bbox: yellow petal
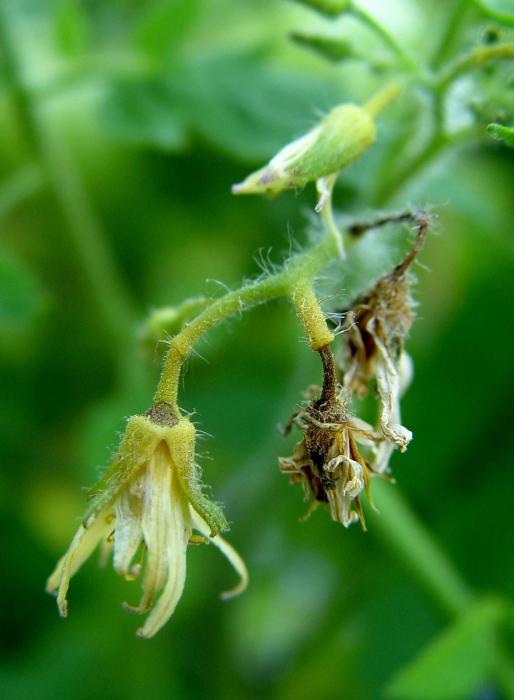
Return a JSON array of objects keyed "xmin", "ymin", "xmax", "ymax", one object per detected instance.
[
  {"xmin": 113, "ymin": 475, "xmax": 144, "ymax": 578},
  {"xmin": 46, "ymin": 508, "xmax": 113, "ymax": 616},
  {"xmin": 136, "ymin": 445, "xmax": 192, "ymax": 638},
  {"xmin": 191, "ymin": 510, "xmax": 248, "ymax": 600}
]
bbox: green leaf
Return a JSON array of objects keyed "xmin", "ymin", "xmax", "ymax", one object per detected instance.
[
  {"xmin": 289, "ymin": 0, "xmax": 350, "ymax": 16},
  {"xmin": 290, "ymin": 32, "xmax": 356, "ymax": 62},
  {"xmin": 101, "ymin": 51, "xmax": 337, "ymax": 160},
  {"xmin": 0, "ymin": 248, "xmax": 42, "ymax": 332},
  {"xmin": 487, "ymin": 122, "xmax": 514, "ymax": 147},
  {"xmin": 54, "ymin": 0, "xmax": 89, "ymax": 56},
  {"xmin": 168, "ymin": 52, "xmax": 338, "ymax": 161},
  {"xmin": 473, "ymin": 0, "xmax": 514, "ymax": 25},
  {"xmin": 101, "ymin": 81, "xmax": 188, "ymax": 151},
  {"xmin": 386, "ymin": 599, "xmax": 507, "ymax": 700},
  {"xmin": 134, "ymin": 0, "xmax": 201, "ymax": 59}
]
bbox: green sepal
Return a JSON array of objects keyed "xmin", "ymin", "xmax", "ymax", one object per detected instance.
[
  {"xmin": 84, "ymin": 415, "xmax": 161, "ymax": 522},
  {"xmin": 167, "ymin": 421, "xmax": 229, "ymax": 537}
]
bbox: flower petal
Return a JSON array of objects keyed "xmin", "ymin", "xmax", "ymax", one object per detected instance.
[
  {"xmin": 136, "ymin": 445, "xmax": 192, "ymax": 638},
  {"xmin": 127, "ymin": 443, "xmax": 177, "ymax": 613},
  {"xmin": 191, "ymin": 511, "xmax": 249, "ymax": 600},
  {"xmin": 113, "ymin": 475, "xmax": 144, "ymax": 579},
  {"xmin": 46, "ymin": 508, "xmax": 113, "ymax": 616}
]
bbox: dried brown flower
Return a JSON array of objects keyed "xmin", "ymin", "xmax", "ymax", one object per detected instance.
[
  {"xmin": 340, "ymin": 212, "xmax": 428, "ymax": 470},
  {"xmin": 279, "ymin": 346, "xmax": 382, "ymax": 528}
]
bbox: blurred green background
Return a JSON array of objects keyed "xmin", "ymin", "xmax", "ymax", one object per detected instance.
[{"xmin": 1, "ymin": 1, "xmax": 513, "ymax": 699}]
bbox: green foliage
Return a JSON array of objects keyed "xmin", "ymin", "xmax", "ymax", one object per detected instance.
[
  {"xmin": 290, "ymin": 0, "xmax": 350, "ymax": 17},
  {"xmin": 102, "ymin": 52, "xmax": 337, "ymax": 159},
  {"xmin": 0, "ymin": 0, "xmax": 513, "ymax": 698},
  {"xmin": 474, "ymin": 0, "xmax": 514, "ymax": 25},
  {"xmin": 0, "ymin": 247, "xmax": 42, "ymax": 333},
  {"xmin": 290, "ymin": 31, "xmax": 356, "ymax": 62},
  {"xmin": 386, "ymin": 599, "xmax": 510, "ymax": 700}
]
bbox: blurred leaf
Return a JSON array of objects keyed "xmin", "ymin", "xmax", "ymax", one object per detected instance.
[
  {"xmin": 168, "ymin": 52, "xmax": 337, "ymax": 161},
  {"xmin": 101, "ymin": 51, "xmax": 337, "ymax": 161},
  {"xmin": 102, "ymin": 81, "xmax": 188, "ymax": 150},
  {"xmin": 290, "ymin": 0, "xmax": 351, "ymax": 17},
  {"xmin": 134, "ymin": 0, "xmax": 201, "ymax": 59},
  {"xmin": 386, "ymin": 599, "xmax": 507, "ymax": 700},
  {"xmin": 487, "ymin": 122, "xmax": 514, "ymax": 146},
  {"xmin": 0, "ymin": 248, "xmax": 42, "ymax": 332},
  {"xmin": 290, "ymin": 32, "xmax": 356, "ymax": 62},
  {"xmin": 473, "ymin": 0, "xmax": 514, "ymax": 25},
  {"xmin": 54, "ymin": 0, "xmax": 89, "ymax": 56}
]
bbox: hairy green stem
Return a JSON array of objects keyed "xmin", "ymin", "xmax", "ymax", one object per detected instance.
[
  {"xmin": 438, "ymin": 42, "xmax": 514, "ymax": 89},
  {"xmin": 154, "ymin": 234, "xmax": 339, "ymax": 411}
]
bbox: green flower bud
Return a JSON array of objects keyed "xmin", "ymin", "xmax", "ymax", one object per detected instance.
[{"xmin": 232, "ymin": 102, "xmax": 376, "ymax": 197}]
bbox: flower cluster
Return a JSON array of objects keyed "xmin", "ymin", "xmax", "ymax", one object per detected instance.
[{"xmin": 47, "ymin": 406, "xmax": 247, "ymax": 639}]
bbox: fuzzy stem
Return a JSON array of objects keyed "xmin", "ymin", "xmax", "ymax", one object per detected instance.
[
  {"xmin": 438, "ymin": 42, "xmax": 514, "ymax": 90},
  {"xmin": 291, "ymin": 282, "xmax": 334, "ymax": 351},
  {"xmin": 154, "ymin": 234, "xmax": 339, "ymax": 412},
  {"xmin": 364, "ymin": 82, "xmax": 403, "ymax": 118}
]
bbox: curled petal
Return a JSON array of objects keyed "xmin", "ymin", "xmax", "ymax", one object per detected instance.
[
  {"xmin": 128, "ymin": 442, "xmax": 192, "ymax": 617},
  {"xmin": 374, "ymin": 336, "xmax": 412, "ymax": 451},
  {"xmin": 46, "ymin": 508, "xmax": 113, "ymax": 616},
  {"xmin": 113, "ymin": 476, "xmax": 144, "ymax": 579},
  {"xmin": 191, "ymin": 511, "xmax": 249, "ymax": 601}
]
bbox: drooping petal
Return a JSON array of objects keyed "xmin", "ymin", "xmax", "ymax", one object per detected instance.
[
  {"xmin": 46, "ymin": 508, "xmax": 113, "ymax": 616},
  {"xmin": 113, "ymin": 473, "xmax": 144, "ymax": 579},
  {"xmin": 136, "ymin": 444, "xmax": 192, "ymax": 638},
  {"xmin": 374, "ymin": 334, "xmax": 412, "ymax": 451},
  {"xmin": 326, "ymin": 486, "xmax": 359, "ymax": 527},
  {"xmin": 127, "ymin": 443, "xmax": 177, "ymax": 613},
  {"xmin": 191, "ymin": 510, "xmax": 249, "ymax": 600}
]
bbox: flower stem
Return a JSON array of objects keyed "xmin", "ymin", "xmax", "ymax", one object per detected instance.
[
  {"xmin": 438, "ymin": 42, "xmax": 514, "ymax": 90},
  {"xmin": 154, "ymin": 234, "xmax": 339, "ymax": 412}
]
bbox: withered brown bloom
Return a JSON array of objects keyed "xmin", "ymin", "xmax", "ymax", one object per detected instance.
[
  {"xmin": 340, "ymin": 212, "xmax": 428, "ymax": 471},
  {"xmin": 279, "ymin": 346, "xmax": 382, "ymax": 528}
]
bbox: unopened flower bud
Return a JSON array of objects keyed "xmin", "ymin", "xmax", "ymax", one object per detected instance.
[{"xmin": 232, "ymin": 103, "xmax": 375, "ymax": 197}]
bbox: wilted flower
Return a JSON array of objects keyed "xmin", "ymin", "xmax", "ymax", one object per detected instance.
[
  {"xmin": 340, "ymin": 214, "xmax": 428, "ymax": 470},
  {"xmin": 279, "ymin": 347, "xmax": 382, "ymax": 528},
  {"xmin": 47, "ymin": 406, "xmax": 247, "ymax": 639},
  {"xmin": 232, "ymin": 103, "xmax": 376, "ymax": 198}
]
